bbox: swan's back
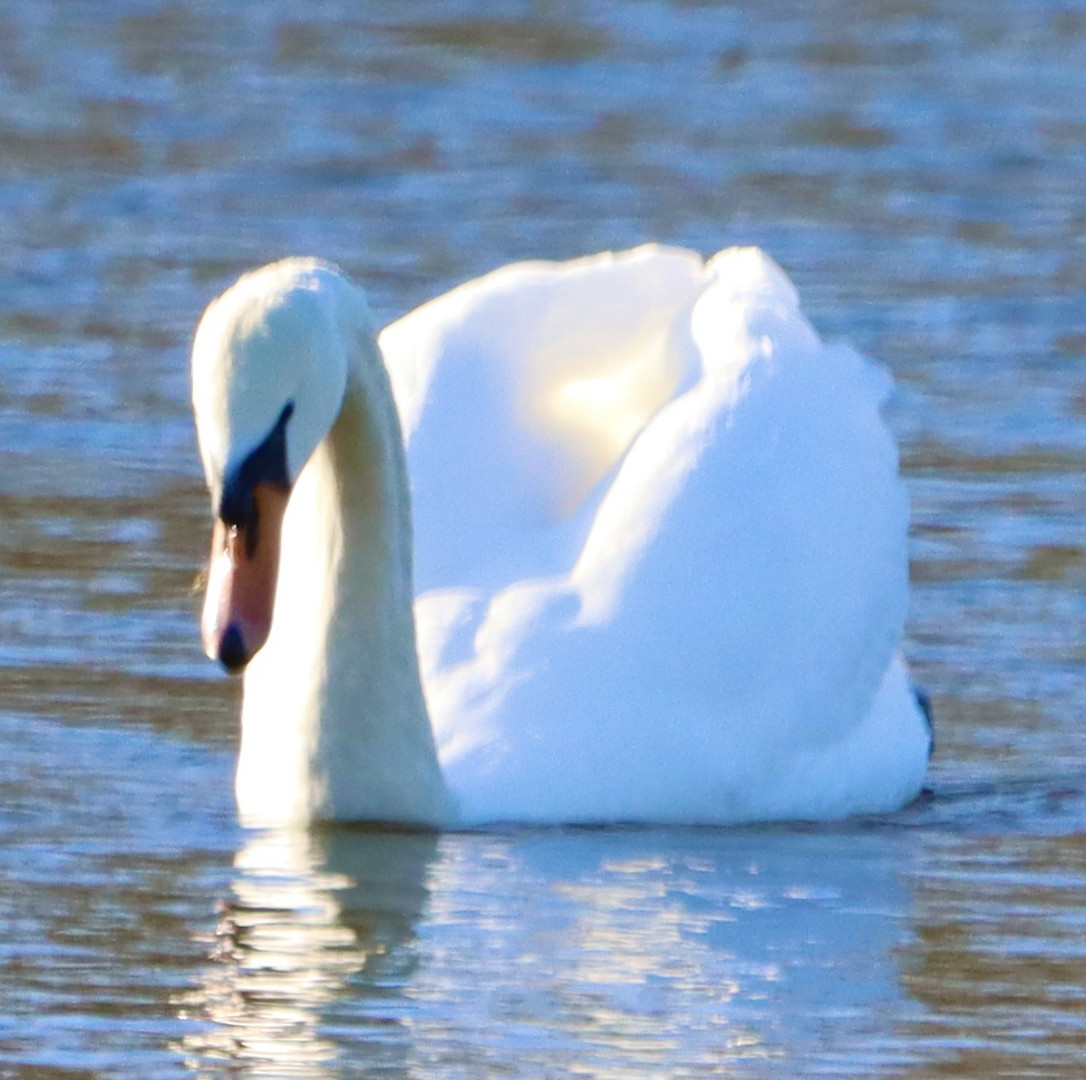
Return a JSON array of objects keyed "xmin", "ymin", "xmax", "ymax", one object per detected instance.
[
  {"xmin": 379, "ymin": 245, "xmax": 704, "ymax": 593},
  {"xmin": 379, "ymin": 246, "xmax": 930, "ymax": 825}
]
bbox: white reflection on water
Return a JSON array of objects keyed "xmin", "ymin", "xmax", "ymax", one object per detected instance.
[
  {"xmin": 176, "ymin": 828, "xmax": 436, "ymax": 1077},
  {"xmin": 177, "ymin": 826, "xmax": 922, "ymax": 1078}
]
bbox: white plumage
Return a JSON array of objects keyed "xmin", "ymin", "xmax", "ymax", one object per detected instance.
[{"xmin": 191, "ymin": 245, "xmax": 931, "ymax": 827}]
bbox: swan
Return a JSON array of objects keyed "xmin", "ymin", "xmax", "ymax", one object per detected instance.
[{"xmin": 191, "ymin": 244, "xmax": 931, "ymax": 828}]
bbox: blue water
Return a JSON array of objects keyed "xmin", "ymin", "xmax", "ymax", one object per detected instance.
[{"xmin": 2, "ymin": 1, "xmax": 1086, "ymax": 1076}]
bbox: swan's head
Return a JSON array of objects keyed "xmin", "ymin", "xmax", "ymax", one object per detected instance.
[{"xmin": 191, "ymin": 258, "xmax": 359, "ymax": 672}]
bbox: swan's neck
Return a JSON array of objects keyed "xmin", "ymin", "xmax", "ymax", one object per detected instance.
[{"xmin": 236, "ymin": 347, "xmax": 451, "ymax": 827}]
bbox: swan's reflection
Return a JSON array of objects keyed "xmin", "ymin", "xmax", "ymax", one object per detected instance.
[
  {"xmin": 177, "ymin": 827, "xmax": 437, "ymax": 1077},
  {"xmin": 177, "ymin": 824, "xmax": 919, "ymax": 1077}
]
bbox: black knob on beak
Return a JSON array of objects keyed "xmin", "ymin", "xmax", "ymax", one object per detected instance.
[{"xmin": 218, "ymin": 624, "xmax": 250, "ymax": 674}]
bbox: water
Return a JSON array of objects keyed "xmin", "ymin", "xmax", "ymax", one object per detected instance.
[{"xmin": 2, "ymin": 0, "xmax": 1086, "ymax": 1075}]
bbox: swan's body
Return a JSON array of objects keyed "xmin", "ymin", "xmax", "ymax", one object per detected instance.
[{"xmin": 192, "ymin": 245, "xmax": 931, "ymax": 828}]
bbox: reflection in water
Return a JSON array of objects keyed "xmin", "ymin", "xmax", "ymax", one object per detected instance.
[
  {"xmin": 176, "ymin": 828, "xmax": 437, "ymax": 1077},
  {"xmin": 174, "ymin": 827, "xmax": 919, "ymax": 1078}
]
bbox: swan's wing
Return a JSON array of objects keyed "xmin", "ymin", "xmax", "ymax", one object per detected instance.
[
  {"xmin": 377, "ymin": 245, "xmax": 705, "ymax": 593},
  {"xmin": 573, "ymin": 249, "xmax": 909, "ymax": 752},
  {"xmin": 423, "ymin": 249, "xmax": 927, "ymax": 824}
]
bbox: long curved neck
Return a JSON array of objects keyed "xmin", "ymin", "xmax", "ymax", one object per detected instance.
[{"xmin": 236, "ymin": 340, "xmax": 451, "ymax": 827}]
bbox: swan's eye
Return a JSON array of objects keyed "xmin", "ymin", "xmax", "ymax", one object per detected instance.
[
  {"xmin": 219, "ymin": 482, "xmax": 254, "ymax": 533},
  {"xmin": 218, "ymin": 481, "xmax": 258, "ymax": 558},
  {"xmin": 217, "ymin": 400, "xmax": 295, "ymax": 556},
  {"xmin": 217, "ymin": 489, "xmax": 262, "ymax": 559},
  {"xmin": 220, "ymin": 516, "xmax": 258, "ymax": 561}
]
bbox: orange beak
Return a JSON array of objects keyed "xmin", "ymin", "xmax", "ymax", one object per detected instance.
[{"xmin": 201, "ymin": 483, "xmax": 290, "ymax": 672}]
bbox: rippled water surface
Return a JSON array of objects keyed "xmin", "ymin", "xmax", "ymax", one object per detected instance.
[{"xmin": 3, "ymin": 1, "xmax": 1086, "ymax": 1076}]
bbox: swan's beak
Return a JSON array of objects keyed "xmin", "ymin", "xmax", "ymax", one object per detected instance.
[{"xmin": 201, "ymin": 483, "xmax": 289, "ymax": 673}]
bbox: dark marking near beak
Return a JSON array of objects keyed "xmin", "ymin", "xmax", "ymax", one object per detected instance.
[
  {"xmin": 203, "ymin": 405, "xmax": 295, "ymax": 673},
  {"xmin": 218, "ymin": 623, "xmax": 249, "ymax": 673},
  {"xmin": 219, "ymin": 401, "xmax": 295, "ymax": 543}
]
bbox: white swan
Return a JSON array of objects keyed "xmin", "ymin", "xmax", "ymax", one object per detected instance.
[{"xmin": 192, "ymin": 245, "xmax": 931, "ymax": 828}]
